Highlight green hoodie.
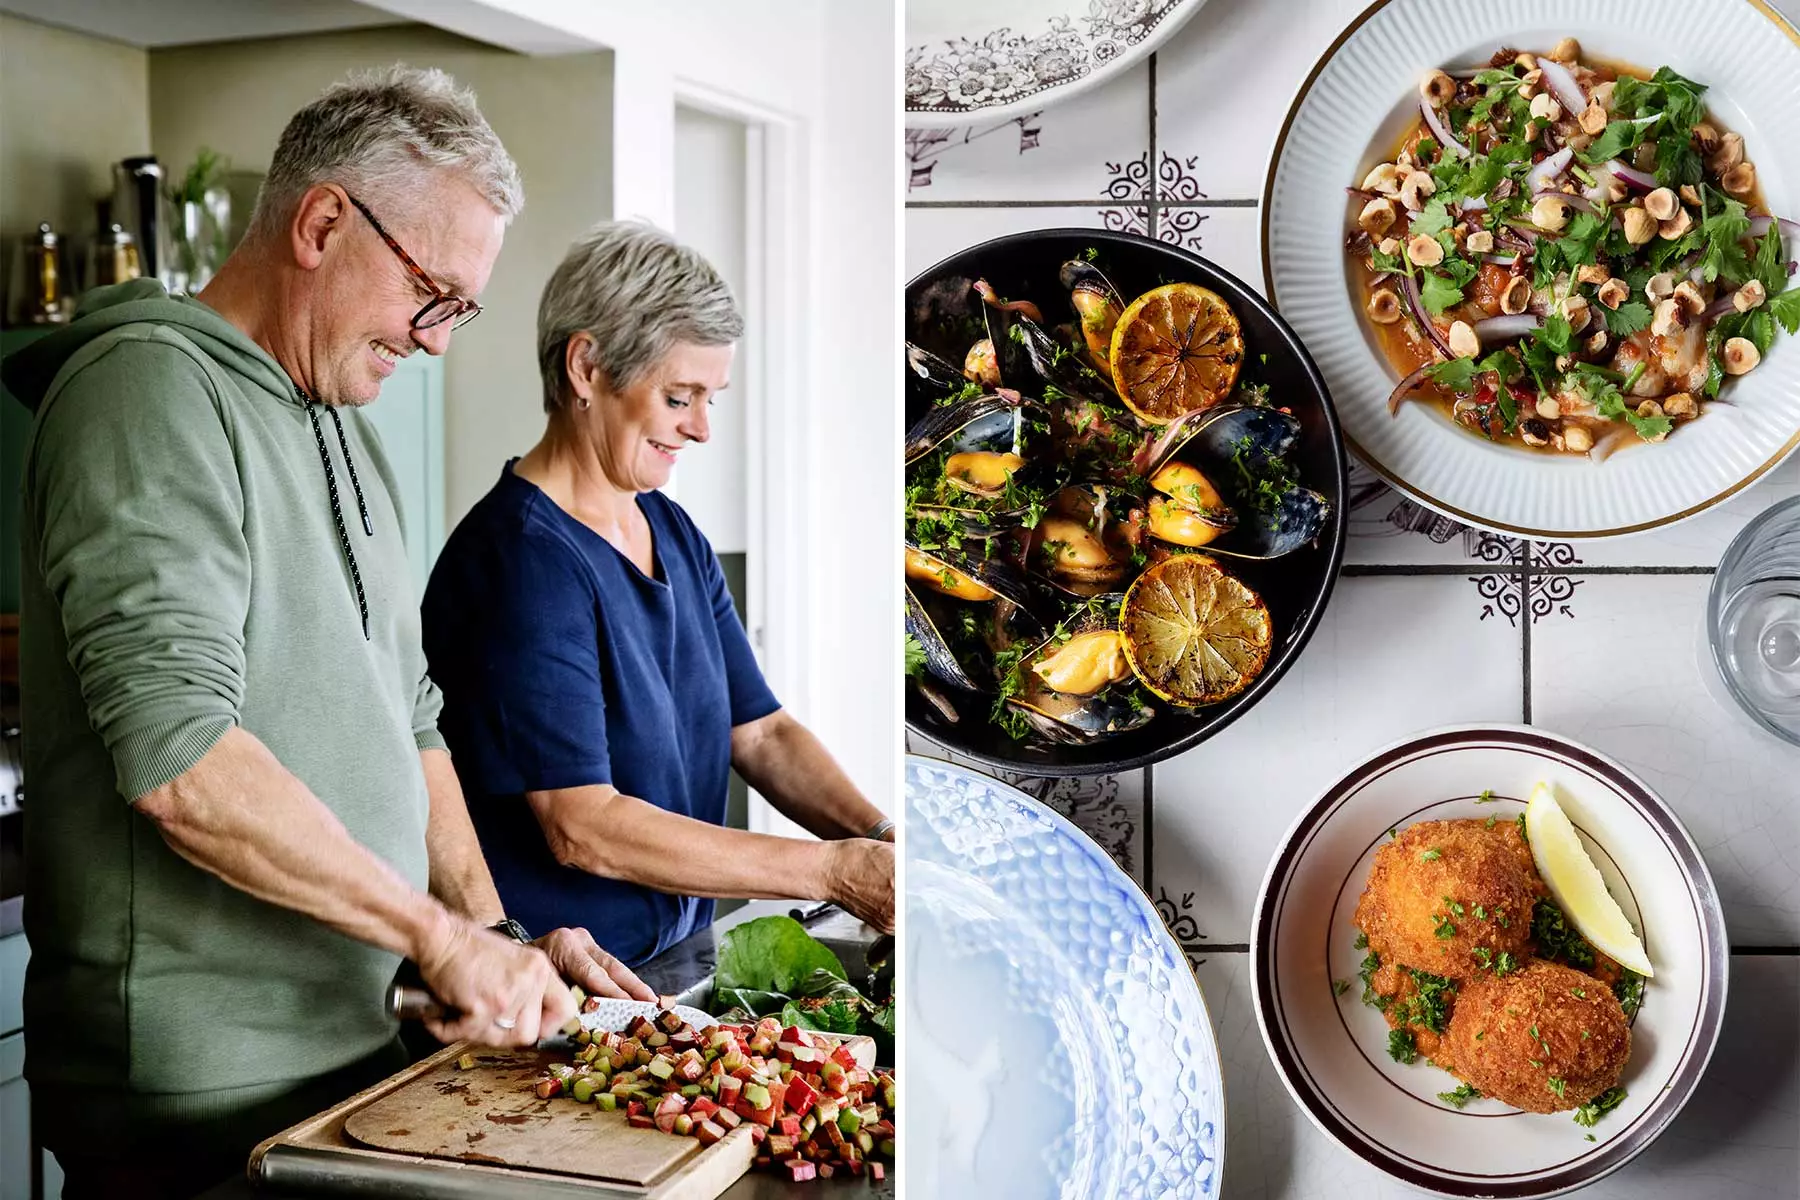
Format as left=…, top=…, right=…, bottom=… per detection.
left=6, top=279, right=444, bottom=1118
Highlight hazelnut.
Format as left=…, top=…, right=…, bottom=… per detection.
left=1722, top=162, right=1757, bottom=198
left=1664, top=392, right=1699, bottom=419
left=1651, top=297, right=1686, bottom=336
left=1591, top=80, right=1616, bottom=111
left=1564, top=425, right=1595, bottom=452
left=1359, top=197, right=1397, bottom=235
left=1576, top=263, right=1611, bottom=286
left=1466, top=229, right=1495, bottom=254
left=1604, top=174, right=1632, bottom=205
left=1378, top=236, right=1403, bottom=256
left=1514, top=52, right=1538, bottom=71
left=1635, top=399, right=1665, bottom=419
left=1597, top=277, right=1629, bottom=309
left=1633, top=141, right=1658, bottom=171
left=1362, top=162, right=1401, bottom=194
left=1399, top=170, right=1437, bottom=212
left=1722, top=336, right=1760, bottom=375
left=1532, top=193, right=1572, bottom=233
left=1530, top=92, right=1563, bottom=122
left=1523, top=119, right=1542, bottom=142
left=1448, top=319, right=1481, bottom=359
left=1659, top=208, right=1694, bottom=240
left=1585, top=329, right=1610, bottom=355
left=1367, top=287, right=1403, bottom=324
left=1568, top=131, right=1594, bottom=154
left=1673, top=280, right=1706, bottom=316
left=1691, top=122, right=1720, bottom=154
left=1408, top=233, right=1445, bottom=267
left=1622, top=206, right=1658, bottom=245
left=1646, top=272, right=1676, bottom=301
left=1735, top=280, right=1768, bottom=312
left=1552, top=37, right=1581, bottom=61
left=1709, top=132, right=1745, bottom=172
left=1644, top=187, right=1680, bottom=221
left=1680, top=184, right=1702, bottom=206
left=1536, top=395, right=1562, bottom=420
left=1579, top=103, right=1609, bottom=135
left=1501, top=276, right=1533, bottom=315
left=1560, top=295, right=1593, bottom=333
left=1519, top=81, right=1538, bottom=102
left=1397, top=148, right=1416, bottom=172
left=1420, top=69, right=1456, bottom=106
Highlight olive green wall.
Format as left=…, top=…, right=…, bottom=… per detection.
left=147, top=25, right=615, bottom=526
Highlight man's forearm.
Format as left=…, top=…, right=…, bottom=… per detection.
left=135, top=725, right=455, bottom=960
left=732, top=714, right=886, bottom=841
left=420, top=748, right=505, bottom=926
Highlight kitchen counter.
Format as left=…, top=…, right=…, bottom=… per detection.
left=198, top=900, right=893, bottom=1200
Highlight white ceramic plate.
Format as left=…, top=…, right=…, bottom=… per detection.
left=1262, top=0, right=1800, bottom=539
left=1251, top=725, right=1728, bottom=1198
left=904, top=756, right=1225, bottom=1199
left=905, top=0, right=1211, bottom=126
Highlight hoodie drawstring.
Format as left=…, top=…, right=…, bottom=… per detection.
left=299, top=389, right=372, bottom=640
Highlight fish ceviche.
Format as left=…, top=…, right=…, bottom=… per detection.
left=1347, top=38, right=1800, bottom=460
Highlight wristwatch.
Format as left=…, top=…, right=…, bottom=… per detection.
left=489, top=918, right=532, bottom=945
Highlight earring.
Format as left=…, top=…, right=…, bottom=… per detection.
left=577, top=395, right=591, bottom=410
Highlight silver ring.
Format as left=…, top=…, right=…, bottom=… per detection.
left=493, top=1016, right=517, bottom=1030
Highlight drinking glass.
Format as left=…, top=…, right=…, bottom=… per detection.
left=1709, top=495, right=1800, bottom=745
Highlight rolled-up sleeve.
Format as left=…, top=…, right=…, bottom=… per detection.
left=26, top=338, right=248, bottom=800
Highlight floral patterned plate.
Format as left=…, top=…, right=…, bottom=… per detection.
left=904, top=755, right=1224, bottom=1199
left=906, top=0, right=1213, bottom=126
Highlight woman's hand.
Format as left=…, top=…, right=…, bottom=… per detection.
left=822, top=838, right=895, bottom=933
left=534, top=926, right=657, bottom=1002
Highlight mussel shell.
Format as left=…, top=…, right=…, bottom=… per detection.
left=1058, top=258, right=1125, bottom=307
left=904, top=341, right=973, bottom=409
left=1138, top=404, right=1330, bottom=561
left=1013, top=315, right=1119, bottom=408
left=977, top=285, right=1034, bottom=390
left=902, top=541, right=1048, bottom=630
left=904, top=392, right=1029, bottom=464
left=911, top=675, right=961, bottom=725
left=908, top=275, right=985, bottom=366
left=905, top=584, right=982, bottom=692
left=1006, top=686, right=1155, bottom=742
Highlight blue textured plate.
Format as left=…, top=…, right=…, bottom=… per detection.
left=904, top=755, right=1225, bottom=1199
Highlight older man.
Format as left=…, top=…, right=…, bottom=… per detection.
left=4, top=67, right=649, bottom=1198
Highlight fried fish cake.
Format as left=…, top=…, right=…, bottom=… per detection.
left=1354, top=818, right=1541, bottom=978
left=1443, top=959, right=1631, bottom=1113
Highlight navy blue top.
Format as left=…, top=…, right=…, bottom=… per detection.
left=421, top=463, right=780, bottom=965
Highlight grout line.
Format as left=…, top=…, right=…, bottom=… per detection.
left=905, top=198, right=1261, bottom=210
left=1146, top=53, right=1159, bottom=241
left=1343, top=563, right=1519, bottom=576
left=1520, top=546, right=1533, bottom=724
left=1143, top=763, right=1156, bottom=896
left=1538, top=564, right=1715, bottom=575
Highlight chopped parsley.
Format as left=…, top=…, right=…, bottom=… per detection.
left=1393, top=968, right=1457, bottom=1033
left=1438, top=1083, right=1482, bottom=1108
left=1333, top=978, right=1351, bottom=998
left=1433, top=913, right=1458, bottom=939
left=1420, top=848, right=1444, bottom=862
left=1359, top=949, right=1387, bottom=1009
left=1547, top=1076, right=1568, bottom=1100
left=1532, top=899, right=1597, bottom=970
left=1475, top=789, right=1497, bottom=804
left=1614, top=971, right=1646, bottom=1019
left=1387, top=1029, right=1418, bottom=1064
left=1574, top=1086, right=1628, bottom=1128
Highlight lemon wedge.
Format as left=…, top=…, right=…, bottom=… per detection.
left=1524, top=782, right=1653, bottom=978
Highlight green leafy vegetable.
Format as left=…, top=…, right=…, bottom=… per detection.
left=1425, top=356, right=1480, bottom=393
left=904, top=633, right=927, bottom=678
left=1772, top=288, right=1800, bottom=335
left=1419, top=270, right=1466, bottom=315
left=1531, top=899, right=1597, bottom=970
left=1614, top=971, right=1646, bottom=1018
left=1602, top=300, right=1654, bottom=337
left=1388, top=1029, right=1418, bottom=1064
left=1438, top=1083, right=1482, bottom=1108
left=1574, top=1085, right=1628, bottom=1128
left=715, top=916, right=847, bottom=995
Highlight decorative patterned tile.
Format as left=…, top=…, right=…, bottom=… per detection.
left=1530, top=455, right=1800, bottom=570
left=904, top=62, right=1149, bottom=201
left=1151, top=575, right=1523, bottom=945
left=1531, top=575, right=1800, bottom=945
left=1344, top=461, right=1528, bottom=571
left=1191, top=953, right=1799, bottom=1199
left=1153, top=0, right=1370, bottom=200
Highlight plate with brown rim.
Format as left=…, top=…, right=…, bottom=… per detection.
left=1262, top=0, right=1800, bottom=539
left=1251, top=724, right=1728, bottom=1197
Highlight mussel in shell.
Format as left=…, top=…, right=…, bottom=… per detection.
left=1138, top=405, right=1331, bottom=561
left=1059, top=259, right=1125, bottom=375
left=905, top=584, right=983, bottom=691
left=944, top=451, right=1026, bottom=498
left=1030, top=629, right=1132, bottom=695
left=904, top=391, right=1030, bottom=465
left=1013, top=315, right=1119, bottom=408
left=1144, top=461, right=1237, bottom=548
left=1005, top=596, right=1154, bottom=742
left=905, top=341, right=975, bottom=410
left=904, top=545, right=995, bottom=601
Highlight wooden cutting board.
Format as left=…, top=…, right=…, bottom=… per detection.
left=344, top=1045, right=720, bottom=1187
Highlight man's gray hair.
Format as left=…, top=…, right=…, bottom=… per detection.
left=248, top=65, right=522, bottom=242
left=539, top=221, right=744, bottom=412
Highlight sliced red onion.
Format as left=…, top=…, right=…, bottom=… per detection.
left=1524, top=147, right=1574, bottom=197
left=1703, top=295, right=1738, bottom=321
left=1472, top=314, right=1542, bottom=341
left=1588, top=424, right=1636, bottom=464
left=1533, top=189, right=1596, bottom=216
left=1536, top=58, right=1587, bottom=114
left=1388, top=361, right=1435, bottom=415
left=1400, top=272, right=1457, bottom=360
left=1747, top=215, right=1800, bottom=238
left=1604, top=159, right=1658, bottom=191
left=1689, top=264, right=1707, bottom=285
left=1481, top=253, right=1521, bottom=265
left=1461, top=195, right=1490, bottom=214
left=1419, top=97, right=1470, bottom=159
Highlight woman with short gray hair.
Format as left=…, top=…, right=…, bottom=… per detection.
left=422, top=222, right=894, bottom=965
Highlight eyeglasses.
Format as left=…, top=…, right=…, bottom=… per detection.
left=343, top=191, right=483, bottom=331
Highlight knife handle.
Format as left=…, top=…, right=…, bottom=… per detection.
left=387, top=983, right=461, bottom=1023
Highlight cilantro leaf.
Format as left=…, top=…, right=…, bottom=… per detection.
left=1411, top=197, right=1454, bottom=238
left=1578, top=119, right=1645, bottom=165
left=1371, top=244, right=1405, bottom=273
left=1419, top=270, right=1466, bottom=315
left=1771, top=288, right=1800, bottom=335
left=1752, top=228, right=1788, bottom=297
left=1537, top=312, right=1576, bottom=355
left=1595, top=384, right=1673, bottom=441
left=1425, top=356, right=1480, bottom=393
left=904, top=632, right=927, bottom=678
left=1654, top=134, right=1701, bottom=189
left=1699, top=195, right=1752, bottom=284
left=1478, top=348, right=1522, bottom=383
left=1603, top=300, right=1653, bottom=336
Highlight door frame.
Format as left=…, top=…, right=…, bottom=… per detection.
left=670, top=80, right=813, bottom=839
